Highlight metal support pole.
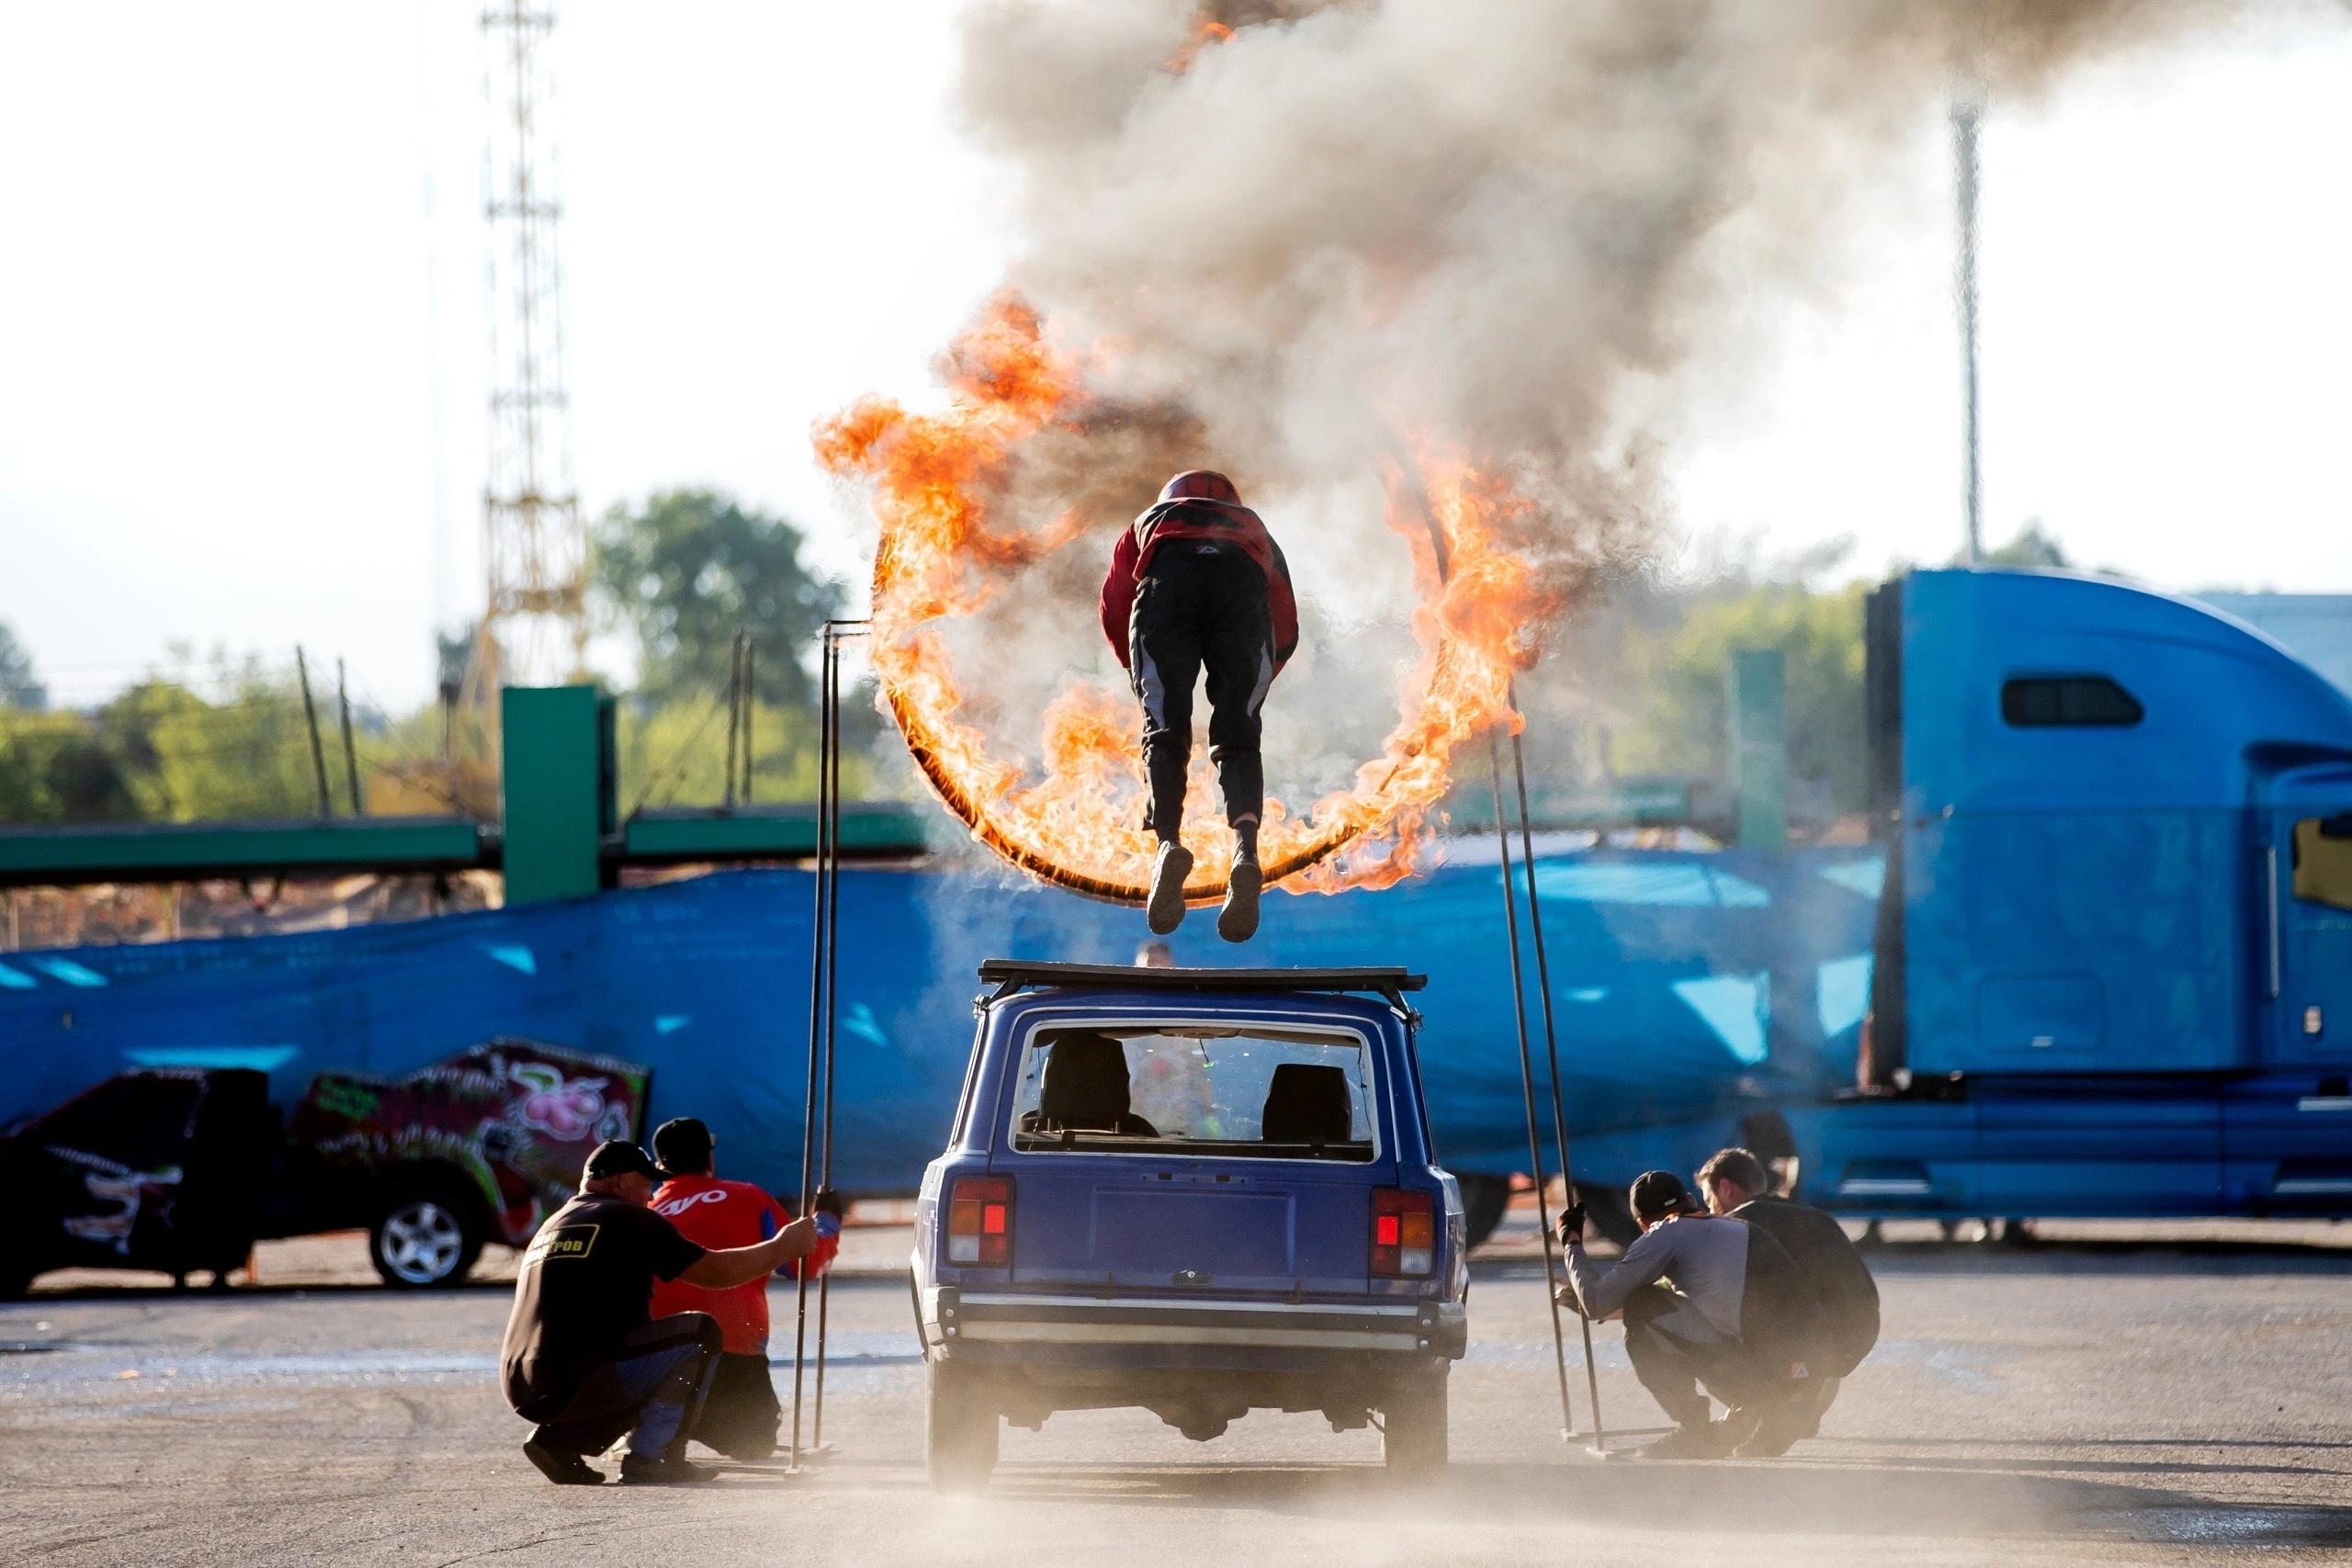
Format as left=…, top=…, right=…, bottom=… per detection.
left=1488, top=731, right=1579, bottom=1441
left=812, top=626, right=846, bottom=1447
left=1953, top=95, right=1984, bottom=566
left=1504, top=688, right=1605, bottom=1446
left=336, top=660, right=364, bottom=816
left=722, top=633, right=744, bottom=810
left=295, top=648, right=334, bottom=818
left=741, top=642, right=757, bottom=805
left=787, top=631, right=835, bottom=1472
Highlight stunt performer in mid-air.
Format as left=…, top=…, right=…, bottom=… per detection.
left=1100, top=469, right=1297, bottom=942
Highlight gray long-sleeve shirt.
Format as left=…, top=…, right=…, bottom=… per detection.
left=1565, top=1214, right=1752, bottom=1338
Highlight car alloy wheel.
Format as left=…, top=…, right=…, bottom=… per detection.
left=380, top=1199, right=467, bottom=1285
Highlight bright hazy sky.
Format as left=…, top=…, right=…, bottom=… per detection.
left=4, top=4, right=2348, bottom=710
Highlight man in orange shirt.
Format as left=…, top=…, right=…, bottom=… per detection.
left=647, top=1118, right=841, bottom=1461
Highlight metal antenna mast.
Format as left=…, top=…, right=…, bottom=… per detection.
left=1952, top=92, right=1984, bottom=568
left=469, top=0, right=586, bottom=705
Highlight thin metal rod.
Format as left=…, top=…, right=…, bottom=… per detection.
left=722, top=633, right=743, bottom=809
left=335, top=660, right=364, bottom=816
left=787, top=632, right=837, bottom=1470
left=813, top=624, right=846, bottom=1447
left=741, top=642, right=756, bottom=805
left=1505, top=693, right=1605, bottom=1445
left=294, top=648, right=334, bottom=819
left=1488, top=731, right=1578, bottom=1440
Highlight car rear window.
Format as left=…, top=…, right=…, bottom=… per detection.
left=1007, top=1023, right=1376, bottom=1161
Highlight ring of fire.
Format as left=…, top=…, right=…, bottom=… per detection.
left=815, top=298, right=1554, bottom=908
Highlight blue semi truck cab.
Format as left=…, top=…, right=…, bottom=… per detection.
left=910, top=960, right=1468, bottom=1491
left=1796, top=569, right=2352, bottom=1223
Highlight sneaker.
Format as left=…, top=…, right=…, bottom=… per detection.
left=1605, top=1423, right=1725, bottom=1461
left=619, top=1453, right=717, bottom=1485
left=1732, top=1397, right=1811, bottom=1459
left=1799, top=1375, right=1840, bottom=1439
left=1147, top=841, right=1194, bottom=935
left=1216, top=852, right=1261, bottom=943
left=523, top=1437, right=604, bottom=1486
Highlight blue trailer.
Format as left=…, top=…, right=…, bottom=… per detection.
left=1780, top=569, right=2352, bottom=1225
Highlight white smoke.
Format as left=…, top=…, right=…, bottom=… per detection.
left=865, top=0, right=2256, bottom=825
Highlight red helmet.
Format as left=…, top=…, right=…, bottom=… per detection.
left=1159, top=469, right=1240, bottom=506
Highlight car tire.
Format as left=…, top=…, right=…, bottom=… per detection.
left=925, top=1361, right=999, bottom=1494
left=1382, top=1367, right=1449, bottom=1476
left=1457, top=1175, right=1510, bottom=1251
left=369, top=1184, right=485, bottom=1289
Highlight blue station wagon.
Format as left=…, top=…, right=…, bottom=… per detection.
left=910, top=961, right=1469, bottom=1490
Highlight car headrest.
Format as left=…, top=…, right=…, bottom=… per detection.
left=1035, top=1033, right=1134, bottom=1131
left=1260, top=1063, right=1354, bottom=1146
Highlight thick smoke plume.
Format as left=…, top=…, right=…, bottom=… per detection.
left=954, top=1, right=2223, bottom=590
left=840, top=0, right=2241, bottom=871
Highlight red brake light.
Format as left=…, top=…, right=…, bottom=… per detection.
left=947, top=1175, right=1012, bottom=1266
left=1372, top=1187, right=1434, bottom=1277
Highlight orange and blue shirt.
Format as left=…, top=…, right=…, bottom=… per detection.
left=647, top=1174, right=835, bottom=1356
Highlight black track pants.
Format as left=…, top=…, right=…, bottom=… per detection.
left=1621, top=1286, right=1778, bottom=1430
left=1128, top=545, right=1275, bottom=840
left=526, top=1313, right=722, bottom=1461
left=691, top=1350, right=782, bottom=1460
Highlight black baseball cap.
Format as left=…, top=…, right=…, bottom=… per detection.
left=583, top=1140, right=662, bottom=1182
left=652, top=1117, right=714, bottom=1174
left=1630, top=1169, right=1701, bottom=1222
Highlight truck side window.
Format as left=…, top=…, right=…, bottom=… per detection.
left=2292, top=816, right=2352, bottom=912
left=2001, top=675, right=2143, bottom=728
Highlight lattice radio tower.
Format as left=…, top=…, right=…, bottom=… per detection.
left=466, top=0, right=586, bottom=709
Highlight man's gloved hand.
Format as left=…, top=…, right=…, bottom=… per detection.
left=811, top=1186, right=844, bottom=1240
left=1556, top=1201, right=1586, bottom=1247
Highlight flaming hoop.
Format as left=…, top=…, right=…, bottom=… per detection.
left=815, top=297, right=1554, bottom=907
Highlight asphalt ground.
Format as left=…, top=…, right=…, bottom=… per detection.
left=3, top=1214, right=2349, bottom=1567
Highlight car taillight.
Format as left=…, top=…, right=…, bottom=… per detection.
left=1372, top=1187, right=1434, bottom=1278
left=945, top=1175, right=1012, bottom=1266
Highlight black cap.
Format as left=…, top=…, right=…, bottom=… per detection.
left=583, top=1140, right=662, bottom=1183
left=1630, top=1168, right=1701, bottom=1222
left=652, top=1117, right=713, bottom=1174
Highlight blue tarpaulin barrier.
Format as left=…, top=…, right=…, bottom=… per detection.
left=0, top=848, right=1879, bottom=1199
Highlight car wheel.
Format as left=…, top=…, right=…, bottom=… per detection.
left=370, top=1189, right=484, bottom=1288
left=925, top=1361, right=999, bottom=1494
left=1574, top=1182, right=1640, bottom=1248
left=1382, top=1367, right=1449, bottom=1477
left=1456, top=1175, right=1510, bottom=1251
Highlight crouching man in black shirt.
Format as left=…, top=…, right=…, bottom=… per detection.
left=502, top=1140, right=823, bottom=1486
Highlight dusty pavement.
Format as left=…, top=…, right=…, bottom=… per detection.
left=3, top=1219, right=2349, bottom=1568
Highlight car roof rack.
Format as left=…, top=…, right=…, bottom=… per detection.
left=977, top=958, right=1427, bottom=1009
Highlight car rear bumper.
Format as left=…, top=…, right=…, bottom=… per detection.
left=921, top=1286, right=1467, bottom=1361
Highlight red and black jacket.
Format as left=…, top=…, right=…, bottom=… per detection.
left=1099, top=499, right=1299, bottom=672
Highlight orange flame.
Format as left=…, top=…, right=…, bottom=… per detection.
left=814, top=295, right=1552, bottom=906
left=1168, top=17, right=1237, bottom=74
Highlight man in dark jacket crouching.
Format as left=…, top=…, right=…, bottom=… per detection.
left=1699, top=1145, right=1881, bottom=1450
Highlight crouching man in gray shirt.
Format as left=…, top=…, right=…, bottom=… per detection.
left=1557, top=1169, right=1805, bottom=1460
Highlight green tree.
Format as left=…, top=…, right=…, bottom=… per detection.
left=0, top=621, right=45, bottom=710
left=1611, top=581, right=1870, bottom=816
left=1978, top=519, right=2071, bottom=570
left=593, top=490, right=843, bottom=708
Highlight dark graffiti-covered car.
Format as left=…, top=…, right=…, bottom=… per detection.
left=0, top=1039, right=650, bottom=1296
left=282, top=1038, right=650, bottom=1287
left=0, top=1067, right=275, bottom=1298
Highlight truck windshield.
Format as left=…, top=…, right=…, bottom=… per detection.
left=1007, top=1024, right=1376, bottom=1161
